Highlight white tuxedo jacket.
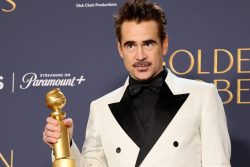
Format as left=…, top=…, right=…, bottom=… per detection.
left=70, top=69, right=231, bottom=167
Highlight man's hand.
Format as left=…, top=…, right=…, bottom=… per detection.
left=43, top=117, right=74, bottom=149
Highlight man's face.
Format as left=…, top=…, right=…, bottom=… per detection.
left=118, top=20, right=168, bottom=81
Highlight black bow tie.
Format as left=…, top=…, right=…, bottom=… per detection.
left=128, top=77, right=163, bottom=96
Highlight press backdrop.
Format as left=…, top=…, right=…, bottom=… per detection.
left=0, top=0, right=249, bottom=166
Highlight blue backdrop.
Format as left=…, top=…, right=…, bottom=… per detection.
left=0, top=0, right=249, bottom=166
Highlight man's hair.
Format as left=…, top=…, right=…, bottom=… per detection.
left=113, top=0, right=167, bottom=43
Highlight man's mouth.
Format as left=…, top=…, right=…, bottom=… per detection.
left=133, top=61, right=151, bottom=67
left=133, top=61, right=152, bottom=72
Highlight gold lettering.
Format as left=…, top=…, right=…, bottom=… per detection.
left=2, top=0, right=16, bottom=13
left=214, top=49, right=234, bottom=74
left=197, top=49, right=210, bottom=74
left=214, top=79, right=233, bottom=104
left=169, top=49, right=194, bottom=75
left=237, top=79, right=250, bottom=104
left=237, top=48, right=250, bottom=73
left=0, top=150, right=13, bottom=167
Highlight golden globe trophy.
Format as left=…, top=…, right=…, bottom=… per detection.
left=45, top=88, right=75, bottom=167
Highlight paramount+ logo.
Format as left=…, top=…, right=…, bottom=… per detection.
left=0, top=72, right=86, bottom=93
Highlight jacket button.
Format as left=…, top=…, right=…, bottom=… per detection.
left=173, top=141, right=179, bottom=147
left=116, top=147, right=121, bottom=153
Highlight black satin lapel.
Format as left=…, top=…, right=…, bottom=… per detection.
left=108, top=87, right=145, bottom=147
left=135, top=83, right=189, bottom=167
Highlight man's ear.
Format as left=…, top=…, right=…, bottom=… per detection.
left=117, top=41, right=124, bottom=59
left=162, top=36, right=168, bottom=56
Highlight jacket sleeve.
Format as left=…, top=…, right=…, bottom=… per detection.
left=200, top=84, right=231, bottom=167
left=70, top=101, right=108, bottom=167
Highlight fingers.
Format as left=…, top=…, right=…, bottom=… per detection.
left=45, top=122, right=60, bottom=133
left=43, top=117, right=74, bottom=149
left=43, top=117, right=60, bottom=148
left=43, top=130, right=61, bottom=139
left=43, top=132, right=58, bottom=149
left=43, top=131, right=60, bottom=144
left=47, top=117, right=59, bottom=126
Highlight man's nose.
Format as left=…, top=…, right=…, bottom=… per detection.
left=136, top=47, right=146, bottom=60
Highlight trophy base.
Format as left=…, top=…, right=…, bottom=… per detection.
left=53, top=158, right=75, bottom=167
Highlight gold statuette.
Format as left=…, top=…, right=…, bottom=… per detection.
left=46, top=88, right=75, bottom=167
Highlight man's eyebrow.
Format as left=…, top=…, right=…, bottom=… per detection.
left=123, top=41, right=136, bottom=46
left=143, top=39, right=157, bottom=44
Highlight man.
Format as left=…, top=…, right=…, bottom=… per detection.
left=43, top=0, right=231, bottom=166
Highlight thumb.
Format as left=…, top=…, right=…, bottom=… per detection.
left=63, top=118, right=73, bottom=128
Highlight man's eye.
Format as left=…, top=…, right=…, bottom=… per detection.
left=126, top=44, right=134, bottom=48
left=125, top=44, right=136, bottom=51
left=145, top=43, right=152, bottom=47
left=144, top=42, right=154, bottom=48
